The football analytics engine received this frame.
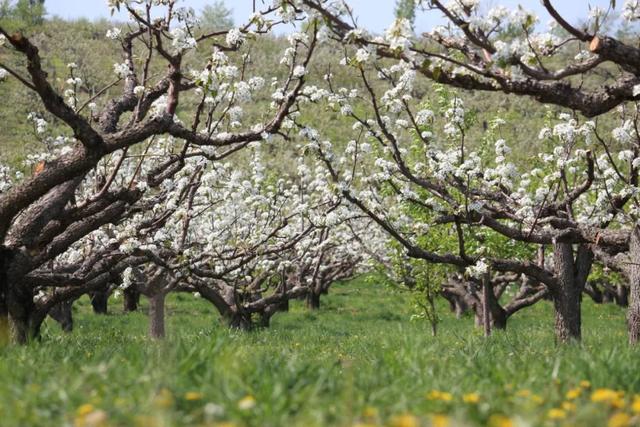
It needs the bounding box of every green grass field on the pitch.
[1,277,639,427]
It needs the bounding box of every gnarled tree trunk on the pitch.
[616,284,629,307]
[90,289,109,314]
[552,243,592,343]
[48,300,74,332]
[123,286,140,312]
[628,225,640,344]
[484,275,508,331]
[7,286,44,344]
[306,292,321,310]
[148,292,166,339]
[0,247,10,344]
[2,249,46,344]
[481,272,492,337]
[226,311,252,331]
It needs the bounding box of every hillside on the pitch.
[0,17,583,171]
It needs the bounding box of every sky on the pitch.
[43,0,615,34]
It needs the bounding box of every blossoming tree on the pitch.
[289,0,640,342]
[0,0,318,343]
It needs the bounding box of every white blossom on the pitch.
[466,259,489,279]
[106,27,122,39]
[293,65,307,78]
[170,27,197,52]
[133,85,145,97]
[226,28,244,47]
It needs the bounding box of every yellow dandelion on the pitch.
[425,390,452,402]
[608,412,631,427]
[431,414,450,427]
[389,414,419,427]
[592,388,618,403]
[133,415,159,427]
[184,391,203,401]
[362,406,378,418]
[580,380,591,388]
[153,388,174,408]
[531,394,544,404]
[462,393,480,404]
[561,401,576,412]
[84,411,107,427]
[237,395,256,410]
[76,404,95,417]
[487,414,513,427]
[631,396,640,414]
[592,389,626,408]
[565,388,581,400]
[611,397,626,409]
[547,408,566,420]
[515,389,531,398]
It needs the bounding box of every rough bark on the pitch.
[48,300,73,332]
[551,243,592,343]
[616,284,629,307]
[6,286,43,344]
[481,272,492,337]
[628,225,640,344]
[306,292,321,310]
[453,297,469,318]
[148,292,166,339]
[584,282,603,303]
[603,290,614,304]
[226,311,252,331]
[277,298,289,312]
[123,286,140,312]
[259,312,271,328]
[90,289,109,314]
[0,247,10,344]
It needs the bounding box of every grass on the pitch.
[1,277,639,427]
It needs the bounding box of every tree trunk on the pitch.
[148,292,166,339]
[453,297,468,318]
[473,303,483,327]
[6,287,43,344]
[443,292,469,318]
[90,289,109,314]
[48,301,73,332]
[481,273,492,337]
[258,307,276,328]
[226,312,252,331]
[428,297,438,337]
[483,276,508,330]
[8,311,43,344]
[306,292,321,310]
[490,303,507,330]
[0,310,8,345]
[277,298,289,312]
[0,247,10,344]
[552,243,591,343]
[1,250,44,344]
[584,282,603,303]
[628,225,640,344]
[616,284,629,307]
[123,287,140,312]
